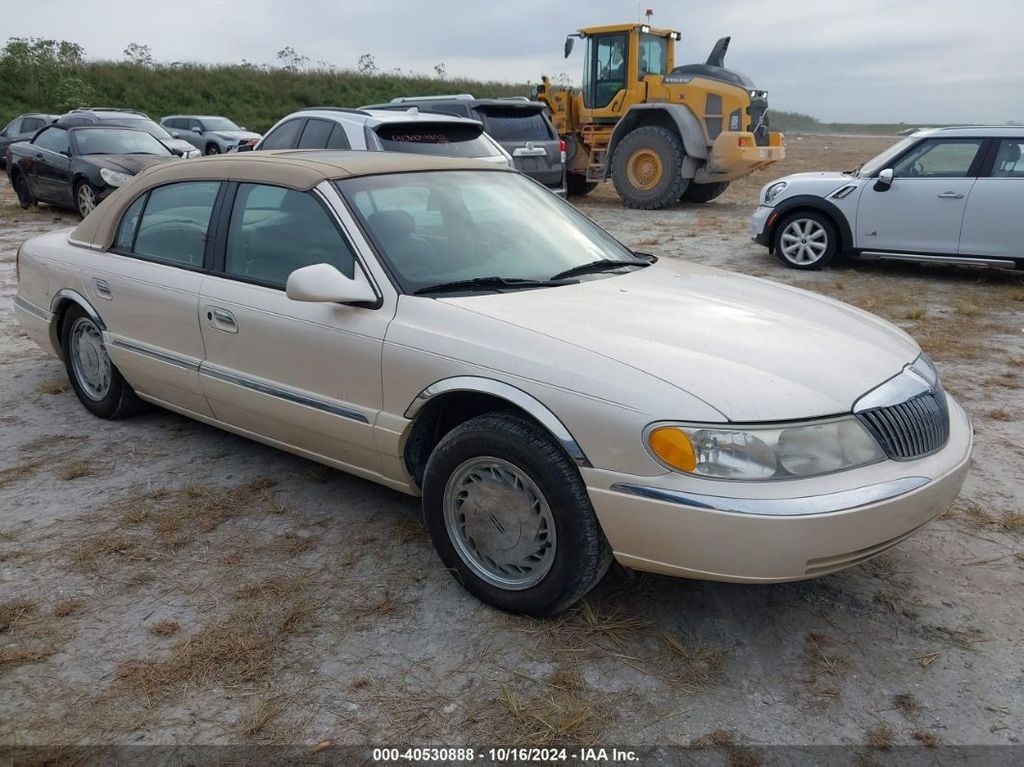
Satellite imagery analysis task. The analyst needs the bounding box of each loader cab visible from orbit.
[571,25,680,120]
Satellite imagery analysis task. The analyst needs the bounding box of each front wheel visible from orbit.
[422,413,612,617]
[205,143,221,155]
[75,180,98,219]
[610,125,688,210]
[680,181,730,204]
[773,211,838,270]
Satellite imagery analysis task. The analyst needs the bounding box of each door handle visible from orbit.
[936,192,964,199]
[94,278,112,299]
[207,307,238,333]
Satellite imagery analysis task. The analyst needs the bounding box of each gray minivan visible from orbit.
[361,95,566,195]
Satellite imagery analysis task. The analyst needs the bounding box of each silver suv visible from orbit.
[249,107,512,168]
[363,95,566,195]
[160,115,261,155]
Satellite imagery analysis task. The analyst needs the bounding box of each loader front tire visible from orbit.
[611,126,688,210]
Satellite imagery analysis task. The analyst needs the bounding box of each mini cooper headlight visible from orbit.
[764,181,788,204]
[647,417,885,480]
[99,168,132,188]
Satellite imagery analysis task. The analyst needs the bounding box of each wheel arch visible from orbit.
[767,196,854,254]
[48,289,106,354]
[605,104,708,180]
[401,377,591,488]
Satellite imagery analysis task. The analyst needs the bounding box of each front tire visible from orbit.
[422,413,612,617]
[61,305,146,419]
[680,181,730,204]
[13,173,35,209]
[75,180,98,219]
[773,211,838,270]
[205,143,221,155]
[610,126,688,210]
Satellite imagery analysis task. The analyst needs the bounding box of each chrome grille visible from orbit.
[856,390,949,460]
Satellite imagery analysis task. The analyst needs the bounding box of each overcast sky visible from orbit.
[6,0,1022,123]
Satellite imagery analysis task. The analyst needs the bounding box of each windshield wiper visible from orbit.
[414,276,568,296]
[549,259,648,281]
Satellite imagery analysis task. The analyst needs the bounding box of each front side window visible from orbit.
[132,182,220,267]
[224,183,355,287]
[892,139,984,178]
[3,118,21,136]
[33,127,70,155]
[340,170,642,293]
[991,140,1024,177]
[298,118,334,148]
[638,34,669,78]
[586,33,628,109]
[261,119,304,150]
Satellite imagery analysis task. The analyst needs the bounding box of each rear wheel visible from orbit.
[61,305,146,419]
[611,126,688,210]
[680,181,730,204]
[773,211,838,270]
[13,173,34,209]
[422,412,612,617]
[75,180,97,219]
[566,173,597,197]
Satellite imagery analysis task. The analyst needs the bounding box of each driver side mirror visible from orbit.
[874,168,894,192]
[564,37,575,58]
[286,263,377,304]
[192,126,203,134]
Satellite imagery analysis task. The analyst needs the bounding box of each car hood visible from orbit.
[442,262,920,422]
[161,138,198,154]
[764,171,862,199]
[214,130,261,141]
[82,154,179,174]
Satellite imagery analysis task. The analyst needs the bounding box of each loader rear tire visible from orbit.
[680,181,730,204]
[611,126,688,210]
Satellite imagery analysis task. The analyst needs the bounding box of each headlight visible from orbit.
[646,418,885,480]
[99,168,132,188]
[764,181,788,204]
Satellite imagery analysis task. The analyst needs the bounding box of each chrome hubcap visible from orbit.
[69,317,111,400]
[78,185,96,216]
[443,457,556,590]
[780,219,828,264]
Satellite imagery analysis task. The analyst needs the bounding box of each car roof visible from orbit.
[913,126,1024,139]
[282,107,482,129]
[162,115,230,121]
[71,150,511,249]
[53,122,150,132]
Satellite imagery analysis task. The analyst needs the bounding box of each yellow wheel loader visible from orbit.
[534,21,786,208]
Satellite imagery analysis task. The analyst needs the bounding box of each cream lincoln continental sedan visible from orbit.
[14,151,973,616]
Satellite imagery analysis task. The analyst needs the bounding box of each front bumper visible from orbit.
[700,131,786,183]
[583,394,972,582]
[750,204,776,246]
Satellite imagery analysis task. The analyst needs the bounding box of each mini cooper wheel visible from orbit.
[14,173,35,209]
[422,412,612,616]
[75,180,98,219]
[774,211,838,270]
[61,305,145,419]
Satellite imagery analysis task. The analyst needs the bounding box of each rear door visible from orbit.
[854,137,985,254]
[958,138,1024,262]
[89,181,221,416]
[476,104,563,189]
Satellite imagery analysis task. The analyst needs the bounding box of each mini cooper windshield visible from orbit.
[340,170,647,294]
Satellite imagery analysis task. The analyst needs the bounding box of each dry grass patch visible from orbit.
[148,620,180,638]
[0,646,55,672]
[52,599,86,617]
[495,666,604,746]
[59,460,96,481]
[689,730,758,767]
[911,729,941,747]
[0,458,46,488]
[661,632,725,691]
[538,600,651,651]
[238,696,284,738]
[899,306,927,321]
[954,301,980,317]
[955,501,1024,537]
[804,633,853,682]
[272,530,318,557]
[986,408,1013,421]
[865,722,896,750]
[69,532,149,570]
[306,464,333,483]
[36,377,68,395]
[0,598,37,633]
[892,693,921,719]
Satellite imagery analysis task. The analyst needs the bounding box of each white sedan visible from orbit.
[751,126,1024,270]
[14,151,972,616]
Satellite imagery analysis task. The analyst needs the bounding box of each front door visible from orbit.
[198,181,392,474]
[580,32,630,120]
[855,137,985,254]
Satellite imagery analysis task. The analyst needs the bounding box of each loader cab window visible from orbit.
[638,33,668,79]
[583,33,628,110]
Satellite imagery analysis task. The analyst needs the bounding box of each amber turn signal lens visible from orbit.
[648,427,697,472]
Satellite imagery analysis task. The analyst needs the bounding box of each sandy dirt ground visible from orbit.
[1,136,1022,754]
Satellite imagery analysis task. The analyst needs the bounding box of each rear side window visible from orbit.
[261,118,304,150]
[298,118,333,148]
[375,122,495,158]
[21,117,45,134]
[480,110,554,142]
[224,183,355,286]
[132,182,220,267]
[326,123,351,149]
[33,127,70,155]
[991,140,1024,177]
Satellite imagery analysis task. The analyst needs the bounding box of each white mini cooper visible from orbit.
[751,126,1024,270]
[15,151,972,615]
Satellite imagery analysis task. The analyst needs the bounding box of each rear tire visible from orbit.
[566,173,597,197]
[13,173,34,209]
[60,305,146,419]
[611,125,688,210]
[680,181,730,204]
[773,211,838,270]
[422,412,612,617]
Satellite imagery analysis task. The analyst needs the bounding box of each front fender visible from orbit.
[606,104,709,180]
[767,194,854,253]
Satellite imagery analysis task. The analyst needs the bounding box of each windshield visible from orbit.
[73,128,172,156]
[113,118,175,141]
[339,170,643,294]
[858,137,917,177]
[202,117,241,132]
[480,109,554,142]
[374,122,499,158]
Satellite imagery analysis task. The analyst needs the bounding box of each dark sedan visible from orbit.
[0,113,58,169]
[7,123,179,218]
